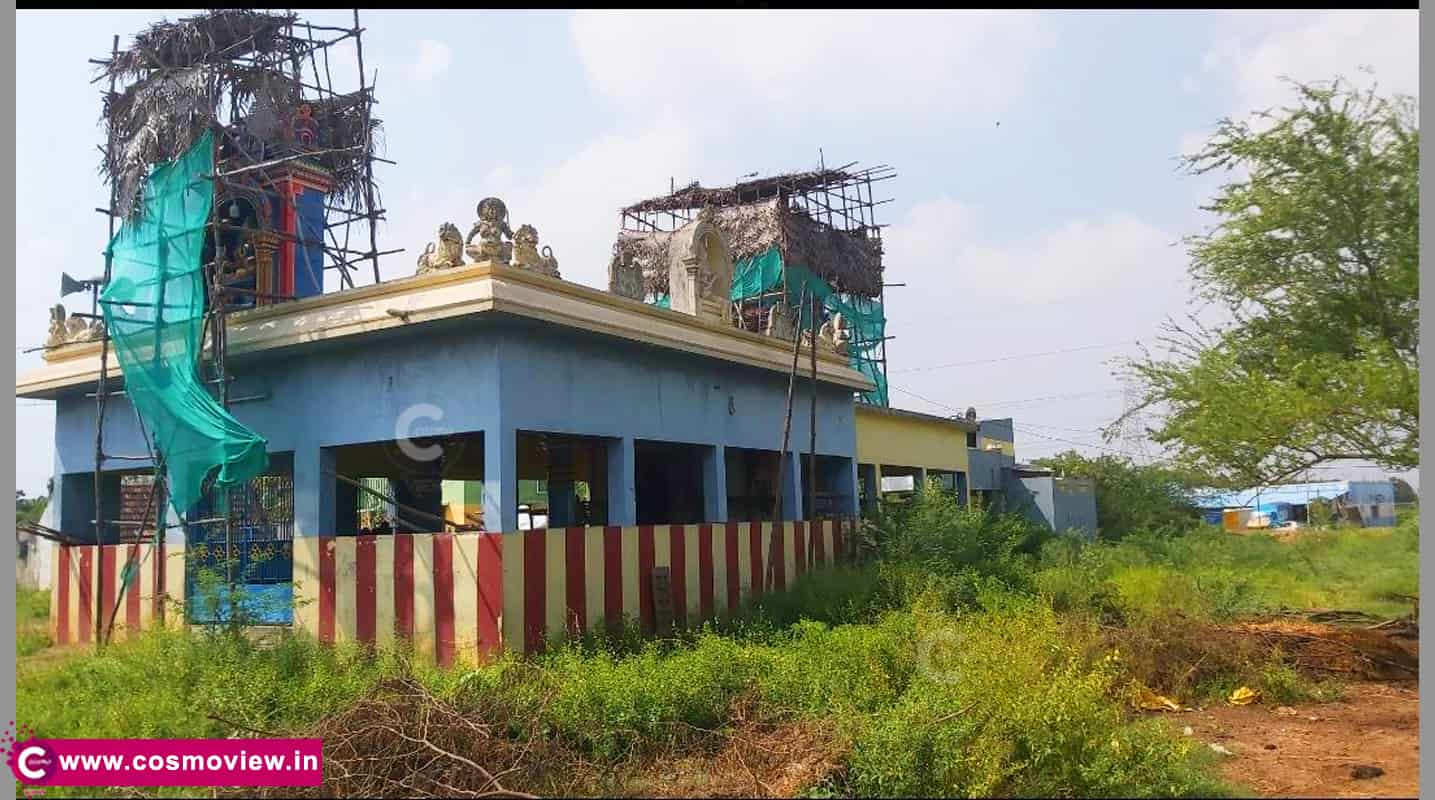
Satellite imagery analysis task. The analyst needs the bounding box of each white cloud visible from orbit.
[879,195,1191,448]
[885,196,1184,308]
[1196,11,1417,121]
[382,113,726,292]
[408,39,452,82]
[496,113,727,290]
[570,11,1047,128]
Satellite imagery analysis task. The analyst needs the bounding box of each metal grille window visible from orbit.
[187,472,295,586]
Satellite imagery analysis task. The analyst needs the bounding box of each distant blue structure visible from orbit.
[1193,480,1397,528]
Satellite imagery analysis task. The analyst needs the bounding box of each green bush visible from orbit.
[848,598,1226,797]
[1029,451,1204,541]
[18,628,394,740]
[869,482,1051,604]
[17,587,52,657]
[1035,515,1421,621]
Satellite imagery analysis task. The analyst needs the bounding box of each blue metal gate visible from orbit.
[186,471,294,624]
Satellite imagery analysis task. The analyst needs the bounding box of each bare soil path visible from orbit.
[1171,681,1418,798]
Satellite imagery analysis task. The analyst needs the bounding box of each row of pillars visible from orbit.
[292,436,823,537]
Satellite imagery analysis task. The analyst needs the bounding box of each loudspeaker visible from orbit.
[60,272,101,297]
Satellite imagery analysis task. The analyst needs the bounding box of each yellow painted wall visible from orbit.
[855,406,971,476]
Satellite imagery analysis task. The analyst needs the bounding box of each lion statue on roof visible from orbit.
[416,222,464,274]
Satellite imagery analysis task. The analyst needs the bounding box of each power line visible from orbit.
[1017,420,1108,436]
[889,341,1134,375]
[1012,424,1134,457]
[889,384,1123,413]
[884,383,1131,458]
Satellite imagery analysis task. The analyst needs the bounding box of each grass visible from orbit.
[17,586,52,657]
[14,496,1416,797]
[1034,514,1420,622]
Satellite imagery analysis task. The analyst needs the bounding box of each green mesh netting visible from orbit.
[654,246,888,405]
[101,130,269,516]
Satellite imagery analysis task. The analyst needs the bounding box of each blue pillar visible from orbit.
[781,450,803,521]
[294,447,335,537]
[483,426,517,533]
[549,482,578,527]
[858,463,877,515]
[703,444,727,522]
[834,457,858,516]
[607,436,636,526]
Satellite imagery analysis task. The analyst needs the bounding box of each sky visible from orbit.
[13,10,1420,496]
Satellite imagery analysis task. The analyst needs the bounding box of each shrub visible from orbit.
[17,587,51,657]
[848,598,1227,797]
[18,628,394,740]
[869,482,1050,602]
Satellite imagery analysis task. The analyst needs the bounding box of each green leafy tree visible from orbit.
[1120,77,1417,485]
[15,490,48,526]
[1029,451,1201,541]
[1391,477,1418,505]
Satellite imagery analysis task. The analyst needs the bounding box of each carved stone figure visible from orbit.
[64,313,90,343]
[86,317,106,342]
[608,247,645,300]
[465,197,512,264]
[820,311,852,354]
[417,223,465,274]
[509,223,562,279]
[539,245,561,279]
[670,206,734,324]
[764,301,797,341]
[511,224,541,270]
[46,305,68,348]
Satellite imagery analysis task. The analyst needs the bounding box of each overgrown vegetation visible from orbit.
[17,586,52,657]
[16,488,49,526]
[21,482,1417,798]
[1030,450,1204,540]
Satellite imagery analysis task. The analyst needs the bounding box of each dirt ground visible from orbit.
[1171,680,1419,798]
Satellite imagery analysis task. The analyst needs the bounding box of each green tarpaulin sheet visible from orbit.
[652,245,888,405]
[101,130,268,515]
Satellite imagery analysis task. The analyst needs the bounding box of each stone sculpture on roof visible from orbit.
[416,222,465,274]
[608,246,645,301]
[669,206,734,324]
[466,197,513,265]
[511,224,561,279]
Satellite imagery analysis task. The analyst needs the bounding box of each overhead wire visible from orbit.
[889,340,1135,375]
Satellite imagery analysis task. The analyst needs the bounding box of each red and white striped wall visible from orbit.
[293,519,854,664]
[49,542,186,646]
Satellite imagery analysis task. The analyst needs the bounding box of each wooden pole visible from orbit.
[767,288,807,594]
[352,8,381,285]
[93,34,121,651]
[807,295,818,565]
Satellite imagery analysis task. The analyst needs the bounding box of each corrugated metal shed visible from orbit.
[1192,481,1352,509]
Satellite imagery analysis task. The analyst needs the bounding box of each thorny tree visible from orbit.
[1118,76,1418,486]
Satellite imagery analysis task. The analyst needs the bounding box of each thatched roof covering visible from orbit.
[621,167,862,215]
[103,11,301,80]
[99,10,381,219]
[612,199,883,298]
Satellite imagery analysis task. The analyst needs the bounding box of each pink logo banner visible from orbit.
[8,738,323,787]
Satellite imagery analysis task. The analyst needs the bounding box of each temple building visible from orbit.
[19,10,1083,664]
